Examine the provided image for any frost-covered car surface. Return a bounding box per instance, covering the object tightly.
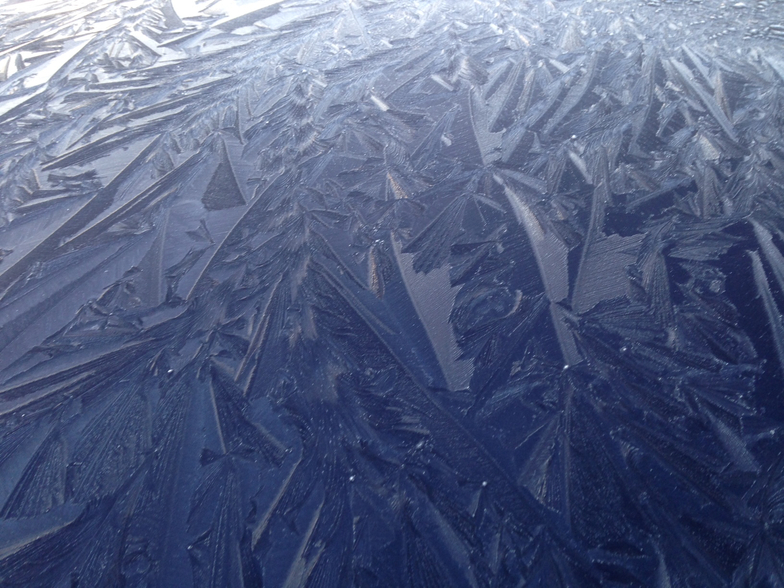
[1,0,784,585]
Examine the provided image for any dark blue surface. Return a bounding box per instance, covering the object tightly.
[1,0,784,585]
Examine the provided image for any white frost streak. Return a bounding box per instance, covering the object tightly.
[370,94,390,111]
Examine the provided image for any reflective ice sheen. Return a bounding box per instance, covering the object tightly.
[1,0,784,585]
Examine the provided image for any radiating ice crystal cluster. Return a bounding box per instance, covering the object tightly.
[1,0,784,585]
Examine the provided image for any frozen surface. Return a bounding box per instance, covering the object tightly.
[1,0,784,585]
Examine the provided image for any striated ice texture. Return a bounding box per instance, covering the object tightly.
[1,0,784,585]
